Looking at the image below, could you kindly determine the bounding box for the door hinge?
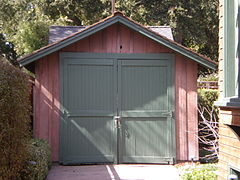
[162,111,174,118]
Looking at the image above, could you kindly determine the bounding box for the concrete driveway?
[46,164,180,180]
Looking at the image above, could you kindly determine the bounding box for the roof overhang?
[18,12,217,70]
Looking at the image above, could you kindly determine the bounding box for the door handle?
[114,116,121,128]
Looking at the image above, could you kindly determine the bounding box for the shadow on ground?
[46,164,180,180]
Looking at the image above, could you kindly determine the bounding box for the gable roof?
[48,25,174,44]
[18,12,217,69]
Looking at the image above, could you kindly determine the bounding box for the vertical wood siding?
[61,24,173,54]
[35,23,198,161]
[34,53,60,161]
[186,60,198,160]
[218,1,240,179]
[175,54,198,161]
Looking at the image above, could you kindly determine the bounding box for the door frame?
[59,52,176,164]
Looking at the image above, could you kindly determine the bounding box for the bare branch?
[198,103,219,162]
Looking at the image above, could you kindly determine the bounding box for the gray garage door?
[60,53,175,165]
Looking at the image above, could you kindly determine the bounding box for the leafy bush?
[198,89,219,162]
[198,73,218,82]
[0,57,31,180]
[21,139,52,180]
[180,163,217,180]
[198,89,218,113]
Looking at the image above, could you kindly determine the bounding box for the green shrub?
[0,57,31,180]
[198,89,218,112]
[198,73,218,82]
[21,139,52,180]
[180,163,217,180]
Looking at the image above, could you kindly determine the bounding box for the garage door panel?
[120,117,173,163]
[119,59,174,164]
[120,62,168,111]
[66,117,115,160]
[66,63,114,111]
[121,118,171,163]
[61,57,117,164]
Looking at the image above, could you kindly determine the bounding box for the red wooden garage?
[19,12,216,164]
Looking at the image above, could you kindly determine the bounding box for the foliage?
[197,73,218,89]
[0,0,219,65]
[21,139,52,180]
[198,89,219,162]
[0,0,109,55]
[0,57,31,180]
[108,0,219,63]
[14,20,50,55]
[198,89,218,113]
[37,0,109,25]
[198,73,218,82]
[0,33,18,66]
[179,163,217,180]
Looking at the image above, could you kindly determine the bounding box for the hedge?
[0,57,31,180]
[21,139,52,180]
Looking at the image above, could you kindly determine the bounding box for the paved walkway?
[46,164,180,180]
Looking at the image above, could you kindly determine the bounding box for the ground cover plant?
[178,163,217,180]
[21,139,52,180]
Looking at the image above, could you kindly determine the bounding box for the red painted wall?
[34,53,60,161]
[175,54,198,161]
[34,24,198,162]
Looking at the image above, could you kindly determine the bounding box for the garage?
[60,53,175,164]
[19,12,216,164]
